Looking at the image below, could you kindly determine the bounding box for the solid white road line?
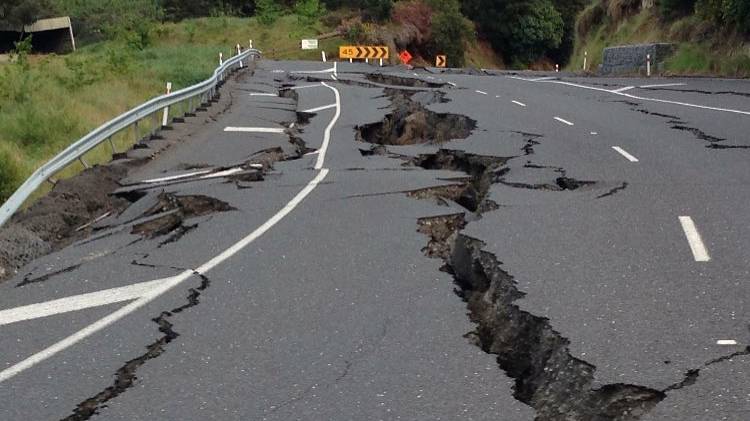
[512,100,526,107]
[0,78,344,385]
[0,278,168,327]
[224,127,286,134]
[447,82,457,87]
[639,83,687,88]
[612,146,639,162]
[303,104,337,113]
[314,82,341,170]
[475,90,488,95]
[679,216,711,262]
[198,168,245,179]
[717,339,738,345]
[554,117,574,126]
[249,93,277,97]
[612,86,635,93]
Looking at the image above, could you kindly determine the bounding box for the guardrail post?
[162,82,172,127]
[108,137,117,154]
[78,157,89,169]
[134,120,139,143]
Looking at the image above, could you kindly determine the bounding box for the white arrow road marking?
[0,82,344,384]
[554,117,574,126]
[679,216,711,262]
[303,103,337,113]
[512,100,526,107]
[612,146,639,162]
[224,127,286,134]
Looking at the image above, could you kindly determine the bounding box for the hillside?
[571,0,750,76]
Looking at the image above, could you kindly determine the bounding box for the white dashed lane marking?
[679,216,711,262]
[612,146,639,162]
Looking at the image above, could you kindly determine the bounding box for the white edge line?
[554,117,574,126]
[249,93,277,97]
[716,339,738,345]
[475,90,488,95]
[612,146,639,162]
[678,216,711,262]
[512,100,526,107]
[303,103,337,113]
[314,82,341,170]
[290,67,336,74]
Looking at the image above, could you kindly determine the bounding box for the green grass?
[0,15,341,204]
[570,6,750,78]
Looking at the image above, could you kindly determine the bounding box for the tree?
[0,0,56,30]
[256,0,283,24]
[429,2,472,67]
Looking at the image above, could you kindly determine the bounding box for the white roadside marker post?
[583,51,588,72]
[555,64,559,72]
[248,39,253,49]
[379,58,383,67]
[162,82,172,127]
[322,51,327,62]
[647,54,651,77]
[237,44,243,68]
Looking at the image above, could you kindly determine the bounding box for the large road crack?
[60,271,210,421]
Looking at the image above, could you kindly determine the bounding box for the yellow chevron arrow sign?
[339,45,389,60]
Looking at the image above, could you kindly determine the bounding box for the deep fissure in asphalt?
[356,89,476,146]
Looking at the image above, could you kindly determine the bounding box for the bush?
[576,1,606,38]
[294,0,326,26]
[659,0,697,20]
[506,0,565,63]
[392,0,434,40]
[256,0,284,25]
[429,6,472,67]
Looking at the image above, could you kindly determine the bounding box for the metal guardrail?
[0,48,262,228]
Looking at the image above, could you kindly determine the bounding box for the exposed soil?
[356,89,476,145]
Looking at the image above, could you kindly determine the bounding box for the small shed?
[0,16,76,54]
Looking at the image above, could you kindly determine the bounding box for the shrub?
[256,0,284,25]
[294,0,326,26]
[576,1,606,38]
[429,7,472,67]
[0,147,23,202]
[392,0,433,37]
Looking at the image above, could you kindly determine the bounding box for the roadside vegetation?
[571,0,750,76]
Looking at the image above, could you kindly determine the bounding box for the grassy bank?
[570,6,750,77]
[0,15,341,203]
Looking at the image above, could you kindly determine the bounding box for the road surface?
[0,60,748,420]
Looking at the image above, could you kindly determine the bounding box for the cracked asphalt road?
[0,61,748,420]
